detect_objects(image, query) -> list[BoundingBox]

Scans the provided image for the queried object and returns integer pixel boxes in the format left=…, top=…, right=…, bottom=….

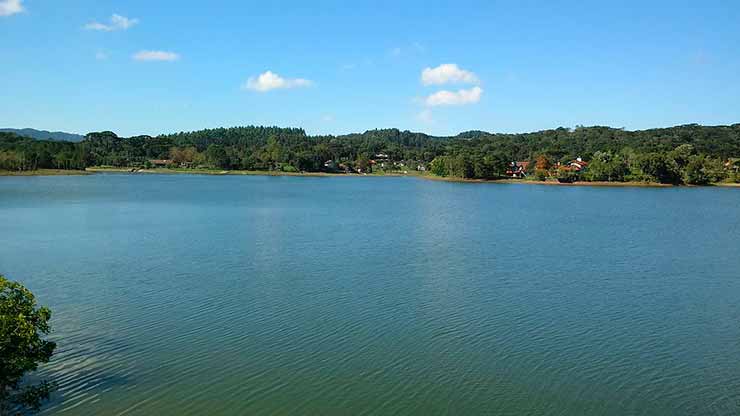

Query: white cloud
left=242, top=71, right=313, bottom=92
left=95, top=51, right=108, bottom=60
left=0, top=0, right=23, bottom=16
left=421, top=63, right=478, bottom=86
left=390, top=47, right=402, bottom=57
left=85, top=14, right=138, bottom=31
left=425, top=86, right=483, bottom=106
left=132, top=50, right=179, bottom=61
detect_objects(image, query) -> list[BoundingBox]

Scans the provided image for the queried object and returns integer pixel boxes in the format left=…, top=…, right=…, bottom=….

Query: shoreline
left=84, top=167, right=411, bottom=177
left=422, top=175, right=674, bottom=187
left=2, top=167, right=738, bottom=188
left=0, top=169, right=90, bottom=176
left=421, top=175, right=740, bottom=187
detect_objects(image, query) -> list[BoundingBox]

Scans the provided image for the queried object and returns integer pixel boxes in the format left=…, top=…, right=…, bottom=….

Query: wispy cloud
left=0, top=0, right=23, bottom=17
left=85, top=14, right=138, bottom=31
left=132, top=50, right=179, bottom=62
left=417, top=109, right=434, bottom=124
left=390, top=47, right=402, bottom=57
left=425, top=86, right=483, bottom=106
left=242, top=71, right=313, bottom=92
left=95, top=50, right=108, bottom=60
left=412, top=42, right=426, bottom=53
left=421, top=63, right=478, bottom=86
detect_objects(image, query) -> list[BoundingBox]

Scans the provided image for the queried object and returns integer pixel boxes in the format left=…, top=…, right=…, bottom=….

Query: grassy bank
left=5, top=167, right=739, bottom=188
left=422, top=175, right=740, bottom=187
left=0, top=169, right=89, bottom=176
left=85, top=166, right=415, bottom=177
left=420, top=174, right=659, bottom=186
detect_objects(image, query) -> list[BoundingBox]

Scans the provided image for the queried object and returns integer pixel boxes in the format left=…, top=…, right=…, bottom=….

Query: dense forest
left=2, top=124, right=740, bottom=184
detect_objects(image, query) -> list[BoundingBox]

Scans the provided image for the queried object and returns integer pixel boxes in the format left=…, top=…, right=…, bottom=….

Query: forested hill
left=0, top=128, right=84, bottom=142
left=2, top=124, right=740, bottom=184
left=158, top=123, right=740, bottom=160
left=456, top=124, right=740, bottom=160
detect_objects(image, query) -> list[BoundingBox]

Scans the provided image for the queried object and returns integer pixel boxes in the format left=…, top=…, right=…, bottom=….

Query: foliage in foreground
left=0, top=275, right=56, bottom=414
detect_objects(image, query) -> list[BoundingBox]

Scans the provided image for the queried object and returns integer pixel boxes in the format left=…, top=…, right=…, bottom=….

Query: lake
left=1, top=174, right=739, bottom=415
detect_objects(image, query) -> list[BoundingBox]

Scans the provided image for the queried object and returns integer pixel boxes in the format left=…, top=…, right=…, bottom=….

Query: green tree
left=684, top=155, right=709, bottom=185
left=669, top=144, right=695, bottom=169
left=446, top=155, right=474, bottom=178
left=704, top=157, right=728, bottom=183
left=205, top=144, right=229, bottom=168
left=586, top=151, right=629, bottom=182
left=473, top=158, right=494, bottom=179
left=637, top=153, right=682, bottom=184
left=429, top=156, right=449, bottom=177
left=0, top=275, right=56, bottom=414
left=265, top=137, right=284, bottom=169
left=557, top=169, right=579, bottom=183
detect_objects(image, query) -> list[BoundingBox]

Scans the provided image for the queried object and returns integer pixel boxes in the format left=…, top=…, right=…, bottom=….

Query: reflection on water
left=1, top=175, right=739, bottom=415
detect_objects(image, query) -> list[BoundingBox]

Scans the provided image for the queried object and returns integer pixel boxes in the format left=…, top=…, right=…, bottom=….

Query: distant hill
left=0, top=128, right=84, bottom=142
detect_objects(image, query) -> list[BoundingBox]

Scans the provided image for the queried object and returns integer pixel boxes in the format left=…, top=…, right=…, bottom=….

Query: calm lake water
left=1, top=174, right=740, bottom=415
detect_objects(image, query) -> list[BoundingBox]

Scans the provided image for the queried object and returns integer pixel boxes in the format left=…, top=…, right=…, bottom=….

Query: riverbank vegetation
left=0, top=275, right=56, bottom=414
left=0, top=169, right=89, bottom=176
left=2, top=124, right=739, bottom=185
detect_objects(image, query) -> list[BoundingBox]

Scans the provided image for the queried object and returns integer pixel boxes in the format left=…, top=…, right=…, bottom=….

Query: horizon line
left=4, top=121, right=740, bottom=139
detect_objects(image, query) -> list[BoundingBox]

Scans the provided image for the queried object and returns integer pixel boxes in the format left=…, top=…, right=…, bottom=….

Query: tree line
left=2, top=123, right=739, bottom=184
left=430, top=143, right=738, bottom=185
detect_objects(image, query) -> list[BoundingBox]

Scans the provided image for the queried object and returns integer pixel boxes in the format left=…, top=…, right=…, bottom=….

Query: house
left=506, top=161, right=530, bottom=178
left=568, top=157, right=589, bottom=172
left=552, top=158, right=588, bottom=174
left=149, top=159, right=173, bottom=167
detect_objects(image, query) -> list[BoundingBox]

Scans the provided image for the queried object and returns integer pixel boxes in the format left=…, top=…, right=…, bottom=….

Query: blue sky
left=1, top=0, right=739, bottom=137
